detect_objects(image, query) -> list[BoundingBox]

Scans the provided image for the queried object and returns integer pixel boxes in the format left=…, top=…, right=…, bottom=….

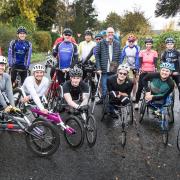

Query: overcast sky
left=93, top=0, right=179, bottom=30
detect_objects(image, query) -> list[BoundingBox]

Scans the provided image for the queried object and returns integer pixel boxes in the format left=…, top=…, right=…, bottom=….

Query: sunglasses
left=64, top=34, right=71, bottom=36
left=128, top=41, right=135, bottom=43
left=118, top=72, right=128, bottom=76
left=96, top=38, right=101, bottom=41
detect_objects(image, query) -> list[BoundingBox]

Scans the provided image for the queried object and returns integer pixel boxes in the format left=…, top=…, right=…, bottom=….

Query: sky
left=92, top=0, right=179, bottom=30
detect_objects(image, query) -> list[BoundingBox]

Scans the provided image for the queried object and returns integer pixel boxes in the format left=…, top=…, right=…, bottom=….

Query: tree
left=155, top=0, right=180, bottom=18
left=36, top=0, right=58, bottom=30
left=120, top=10, right=151, bottom=35
left=104, top=12, right=122, bottom=31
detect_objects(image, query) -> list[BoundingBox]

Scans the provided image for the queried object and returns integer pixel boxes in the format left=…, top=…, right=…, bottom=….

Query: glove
left=4, top=105, right=13, bottom=113
left=11, top=106, right=21, bottom=112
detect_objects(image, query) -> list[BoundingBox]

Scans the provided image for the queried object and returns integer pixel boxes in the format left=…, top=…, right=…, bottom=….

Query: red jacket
left=53, top=37, right=77, bottom=48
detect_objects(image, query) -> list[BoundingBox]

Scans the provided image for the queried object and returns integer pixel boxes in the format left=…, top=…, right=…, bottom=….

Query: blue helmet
left=100, top=30, right=107, bottom=37
left=160, top=62, right=175, bottom=71
left=165, top=37, right=175, bottom=44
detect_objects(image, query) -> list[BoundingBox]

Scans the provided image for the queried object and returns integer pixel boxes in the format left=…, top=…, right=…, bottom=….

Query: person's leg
left=20, top=70, right=28, bottom=84
left=10, top=68, right=17, bottom=87
left=131, top=70, right=138, bottom=101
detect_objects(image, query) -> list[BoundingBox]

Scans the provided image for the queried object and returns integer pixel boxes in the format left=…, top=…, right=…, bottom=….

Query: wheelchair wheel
left=86, top=115, right=97, bottom=147
left=121, top=131, right=126, bottom=148
left=101, top=95, right=109, bottom=121
left=177, top=128, right=180, bottom=152
left=139, top=99, right=146, bottom=123
left=64, top=115, right=84, bottom=148
left=26, top=120, right=60, bottom=157
left=167, top=106, right=174, bottom=124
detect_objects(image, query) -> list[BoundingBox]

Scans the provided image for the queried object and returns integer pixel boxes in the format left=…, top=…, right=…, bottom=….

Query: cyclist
left=161, top=37, right=180, bottom=100
left=8, top=26, right=32, bottom=86
left=63, top=66, right=89, bottom=109
left=107, top=64, right=133, bottom=118
left=120, top=34, right=140, bottom=101
left=52, top=28, right=78, bottom=84
left=142, top=62, right=174, bottom=104
left=0, top=56, right=15, bottom=112
left=134, top=38, right=158, bottom=109
left=78, top=30, right=96, bottom=63
left=21, top=64, right=49, bottom=114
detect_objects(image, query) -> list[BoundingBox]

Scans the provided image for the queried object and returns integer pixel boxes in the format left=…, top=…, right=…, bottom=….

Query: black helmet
left=63, top=28, right=73, bottom=36
left=165, top=37, right=175, bottom=44
left=17, top=26, right=27, bottom=34
left=144, top=38, right=153, bottom=44
left=84, top=29, right=93, bottom=36
left=69, top=66, right=83, bottom=77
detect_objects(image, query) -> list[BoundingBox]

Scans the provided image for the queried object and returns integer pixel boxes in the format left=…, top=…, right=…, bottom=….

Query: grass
left=31, top=52, right=47, bottom=63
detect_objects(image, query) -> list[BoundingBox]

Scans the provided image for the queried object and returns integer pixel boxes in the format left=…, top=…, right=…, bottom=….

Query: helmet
left=128, top=34, right=136, bottom=42
left=160, top=62, right=175, bottom=71
left=17, top=26, right=27, bottom=34
left=117, top=64, right=130, bottom=73
left=69, top=66, right=83, bottom=77
left=63, top=28, right=73, bottom=36
left=95, top=33, right=102, bottom=39
left=84, top=30, right=93, bottom=36
left=32, top=64, right=45, bottom=72
left=100, top=30, right=107, bottom=37
left=0, top=56, right=7, bottom=64
left=145, top=38, right=153, bottom=44
left=165, top=37, right=175, bottom=44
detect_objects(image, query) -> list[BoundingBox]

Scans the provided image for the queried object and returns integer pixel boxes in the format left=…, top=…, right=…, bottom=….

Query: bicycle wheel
left=167, top=106, right=174, bottom=124
left=139, top=99, right=146, bottom=123
left=121, top=131, right=126, bottom=148
left=177, top=128, right=180, bottom=152
left=26, top=120, right=60, bottom=157
left=128, top=103, right=134, bottom=125
left=86, top=115, right=97, bottom=147
left=64, top=115, right=84, bottom=148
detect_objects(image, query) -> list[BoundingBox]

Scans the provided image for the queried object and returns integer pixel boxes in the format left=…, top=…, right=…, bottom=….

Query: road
left=0, top=65, right=180, bottom=180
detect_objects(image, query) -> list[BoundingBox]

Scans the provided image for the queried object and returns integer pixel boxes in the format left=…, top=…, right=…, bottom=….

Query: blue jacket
left=8, top=40, right=32, bottom=68
left=53, top=41, right=78, bottom=69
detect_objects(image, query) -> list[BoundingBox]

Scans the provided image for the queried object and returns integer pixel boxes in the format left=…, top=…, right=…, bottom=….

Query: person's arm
left=53, top=43, right=59, bottom=57
left=0, top=90, right=8, bottom=108
left=80, top=93, right=90, bottom=106
left=38, top=78, right=49, bottom=97
left=64, top=93, right=79, bottom=109
left=25, top=41, right=32, bottom=68
left=8, top=40, right=15, bottom=67
left=5, top=75, right=15, bottom=106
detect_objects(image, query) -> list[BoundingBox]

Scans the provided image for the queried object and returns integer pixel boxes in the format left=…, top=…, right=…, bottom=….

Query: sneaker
left=134, top=103, right=139, bottom=110
left=96, top=98, right=103, bottom=105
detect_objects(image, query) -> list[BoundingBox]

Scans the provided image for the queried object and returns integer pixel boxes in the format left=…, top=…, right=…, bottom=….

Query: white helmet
left=118, top=64, right=130, bottom=73
left=0, top=56, right=7, bottom=64
left=32, top=64, right=45, bottom=72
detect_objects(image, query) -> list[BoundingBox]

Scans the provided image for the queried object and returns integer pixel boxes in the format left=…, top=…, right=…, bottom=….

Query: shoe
left=110, top=111, right=118, bottom=119
left=132, top=96, right=136, bottom=102
left=134, top=103, right=139, bottom=110
left=96, top=98, right=103, bottom=105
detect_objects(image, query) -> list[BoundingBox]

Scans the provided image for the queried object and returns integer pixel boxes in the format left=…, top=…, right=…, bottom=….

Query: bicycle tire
left=177, top=128, right=180, bottom=152
left=121, top=131, right=126, bottom=148
left=86, top=114, right=97, bottom=147
left=139, top=99, right=146, bottom=123
left=64, top=115, right=84, bottom=148
left=26, top=120, right=60, bottom=157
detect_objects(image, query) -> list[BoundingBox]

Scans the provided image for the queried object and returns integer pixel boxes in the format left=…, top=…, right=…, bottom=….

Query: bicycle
left=64, top=105, right=97, bottom=148
left=13, top=88, right=84, bottom=148
left=101, top=94, right=134, bottom=147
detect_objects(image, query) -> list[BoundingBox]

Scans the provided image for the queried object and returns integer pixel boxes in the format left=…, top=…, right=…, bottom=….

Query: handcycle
left=0, top=93, right=60, bottom=157
left=139, top=95, right=174, bottom=145
left=13, top=88, right=84, bottom=148
left=64, top=105, right=97, bottom=148
left=101, top=94, right=134, bottom=147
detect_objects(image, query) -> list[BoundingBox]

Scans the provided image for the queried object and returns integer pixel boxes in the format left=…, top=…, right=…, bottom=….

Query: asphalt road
left=0, top=66, right=180, bottom=180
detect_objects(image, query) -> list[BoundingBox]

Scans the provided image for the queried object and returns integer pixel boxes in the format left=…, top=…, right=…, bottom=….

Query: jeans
left=101, top=73, right=108, bottom=97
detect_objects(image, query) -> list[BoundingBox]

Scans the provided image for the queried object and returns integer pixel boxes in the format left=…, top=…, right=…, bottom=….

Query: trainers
left=134, top=103, right=139, bottom=110
left=96, top=98, right=103, bottom=105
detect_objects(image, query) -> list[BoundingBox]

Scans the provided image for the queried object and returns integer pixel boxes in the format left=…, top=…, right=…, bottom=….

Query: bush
left=0, top=23, right=16, bottom=56
left=32, top=31, right=52, bottom=52
left=50, top=32, right=60, bottom=46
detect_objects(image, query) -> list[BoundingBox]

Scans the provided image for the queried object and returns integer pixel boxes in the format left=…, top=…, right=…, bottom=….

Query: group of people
left=0, top=25, right=179, bottom=121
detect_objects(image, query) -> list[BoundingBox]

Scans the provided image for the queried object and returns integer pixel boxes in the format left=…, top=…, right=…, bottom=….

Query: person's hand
left=22, top=96, right=30, bottom=103
left=145, top=94, right=153, bottom=101
left=41, top=108, right=49, bottom=114
left=4, top=105, right=13, bottom=113
left=11, top=107, right=21, bottom=112
left=96, top=70, right=102, bottom=75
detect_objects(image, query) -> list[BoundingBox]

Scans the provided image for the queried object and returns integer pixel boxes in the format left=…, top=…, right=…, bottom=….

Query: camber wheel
left=26, top=121, right=60, bottom=157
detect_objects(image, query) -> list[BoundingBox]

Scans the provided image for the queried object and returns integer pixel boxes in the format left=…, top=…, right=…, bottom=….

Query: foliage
left=50, top=32, right=60, bottom=45
left=31, top=52, right=47, bottom=63
left=36, top=0, right=58, bottom=30
left=0, top=23, right=16, bottom=56
left=32, top=31, right=52, bottom=52
left=155, top=0, right=180, bottom=18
